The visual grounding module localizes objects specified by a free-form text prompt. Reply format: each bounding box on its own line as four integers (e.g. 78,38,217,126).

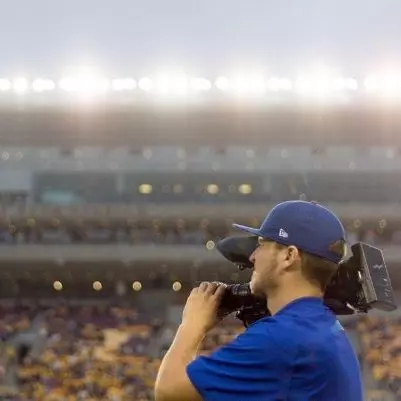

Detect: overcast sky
1,0,401,77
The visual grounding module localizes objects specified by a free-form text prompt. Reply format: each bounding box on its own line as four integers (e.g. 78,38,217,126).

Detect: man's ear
283,245,301,271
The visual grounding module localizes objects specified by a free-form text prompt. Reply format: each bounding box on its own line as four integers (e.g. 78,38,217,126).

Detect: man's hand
155,282,226,401
182,282,226,334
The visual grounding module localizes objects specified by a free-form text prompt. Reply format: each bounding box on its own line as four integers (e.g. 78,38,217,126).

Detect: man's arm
154,281,291,401
156,318,292,401
155,282,226,401
154,323,204,401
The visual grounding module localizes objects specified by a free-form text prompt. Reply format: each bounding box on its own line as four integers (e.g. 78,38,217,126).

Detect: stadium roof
0,103,400,147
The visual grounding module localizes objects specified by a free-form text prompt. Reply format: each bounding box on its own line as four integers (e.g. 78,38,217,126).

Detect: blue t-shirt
187,297,363,401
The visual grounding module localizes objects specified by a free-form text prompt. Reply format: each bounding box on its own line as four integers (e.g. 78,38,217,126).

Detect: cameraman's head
232,201,347,304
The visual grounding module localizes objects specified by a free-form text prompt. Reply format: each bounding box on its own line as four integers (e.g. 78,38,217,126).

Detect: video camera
215,236,397,327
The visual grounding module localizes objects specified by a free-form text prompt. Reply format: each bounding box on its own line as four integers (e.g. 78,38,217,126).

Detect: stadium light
239,184,253,194
138,184,152,194
266,77,282,91
13,77,28,94
229,74,266,95
7,69,401,101
249,75,267,94
295,73,358,96
333,77,346,91
206,184,219,194
296,76,329,95
154,74,189,96
280,78,293,91
382,74,401,96
138,77,153,92
364,73,401,96
172,281,182,291
155,76,169,95
93,281,102,291
331,77,358,92
190,77,211,92
53,281,63,291
344,78,358,91
111,78,137,91
32,79,56,92
266,77,293,92
232,77,248,93
59,75,110,94
0,79,11,91
215,76,229,91
206,240,216,250
59,77,74,92
83,76,110,93
364,75,378,92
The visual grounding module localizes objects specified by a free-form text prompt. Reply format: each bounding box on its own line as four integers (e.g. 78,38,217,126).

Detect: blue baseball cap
232,200,346,264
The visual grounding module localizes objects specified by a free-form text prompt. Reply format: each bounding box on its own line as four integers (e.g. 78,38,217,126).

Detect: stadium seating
358,317,401,399
0,302,243,401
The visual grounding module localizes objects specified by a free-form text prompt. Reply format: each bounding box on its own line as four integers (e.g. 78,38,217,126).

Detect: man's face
248,238,285,298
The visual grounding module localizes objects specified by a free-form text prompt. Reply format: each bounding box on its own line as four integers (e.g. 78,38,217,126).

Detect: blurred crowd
358,317,401,399
0,301,242,401
0,224,397,247
2,300,401,401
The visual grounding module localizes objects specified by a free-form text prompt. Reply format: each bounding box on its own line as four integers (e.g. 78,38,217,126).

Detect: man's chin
249,280,261,296
250,277,268,299
249,280,255,294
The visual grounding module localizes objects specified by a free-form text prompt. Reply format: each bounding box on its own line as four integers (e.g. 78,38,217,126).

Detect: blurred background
1,0,401,400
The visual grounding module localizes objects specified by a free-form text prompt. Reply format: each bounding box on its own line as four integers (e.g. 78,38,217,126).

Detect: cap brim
232,223,261,237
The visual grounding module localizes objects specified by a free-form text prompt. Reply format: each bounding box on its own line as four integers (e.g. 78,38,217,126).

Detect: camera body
216,236,397,327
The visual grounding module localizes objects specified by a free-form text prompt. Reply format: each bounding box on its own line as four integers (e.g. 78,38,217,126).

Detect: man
155,200,364,401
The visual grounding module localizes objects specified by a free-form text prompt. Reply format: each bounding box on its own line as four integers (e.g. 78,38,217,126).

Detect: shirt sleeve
186,322,294,401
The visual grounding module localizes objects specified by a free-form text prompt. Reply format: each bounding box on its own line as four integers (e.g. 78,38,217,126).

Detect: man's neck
267,284,323,315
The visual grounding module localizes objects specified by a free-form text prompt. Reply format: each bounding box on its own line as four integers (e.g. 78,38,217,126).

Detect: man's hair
275,240,346,291
299,240,345,291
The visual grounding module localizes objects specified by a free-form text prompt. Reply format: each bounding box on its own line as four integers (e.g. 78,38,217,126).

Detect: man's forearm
155,323,205,400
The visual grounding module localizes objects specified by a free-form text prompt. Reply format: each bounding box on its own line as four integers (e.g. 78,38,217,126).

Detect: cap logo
279,228,289,238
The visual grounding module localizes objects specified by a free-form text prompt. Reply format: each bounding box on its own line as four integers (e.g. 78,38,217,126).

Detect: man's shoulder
246,308,343,352
241,315,301,357
244,313,359,378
